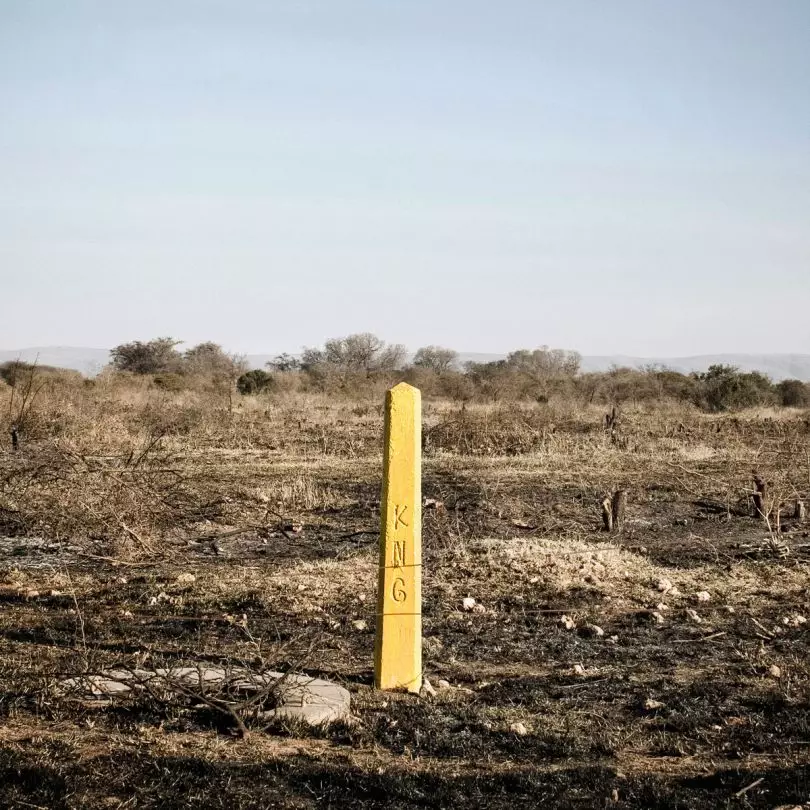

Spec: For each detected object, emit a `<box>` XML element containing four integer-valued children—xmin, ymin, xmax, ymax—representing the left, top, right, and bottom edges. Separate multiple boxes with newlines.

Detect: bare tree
<box><xmin>413</xmin><ymin>346</ymin><xmax>459</xmax><ymax>374</ymax></box>
<box><xmin>184</xmin><ymin>342</ymin><xmax>247</xmax><ymax>378</ymax></box>
<box><xmin>110</xmin><ymin>338</ymin><xmax>183</xmax><ymax>374</ymax></box>
<box><xmin>267</xmin><ymin>353</ymin><xmax>301</xmax><ymax>372</ymax></box>
<box><xmin>301</xmin><ymin>333</ymin><xmax>406</xmax><ymax>376</ymax></box>
<box><xmin>506</xmin><ymin>346</ymin><xmax>581</xmax><ymax>400</ymax></box>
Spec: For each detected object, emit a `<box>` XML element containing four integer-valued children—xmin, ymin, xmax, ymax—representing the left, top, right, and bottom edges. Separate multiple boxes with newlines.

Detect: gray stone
<box><xmin>262</xmin><ymin>674</ymin><xmax>350</xmax><ymax>726</ymax></box>
<box><xmin>60</xmin><ymin>673</ymin><xmax>135</xmax><ymax>696</ymax></box>
<box><xmin>58</xmin><ymin>666</ymin><xmax>350</xmax><ymax>727</ymax></box>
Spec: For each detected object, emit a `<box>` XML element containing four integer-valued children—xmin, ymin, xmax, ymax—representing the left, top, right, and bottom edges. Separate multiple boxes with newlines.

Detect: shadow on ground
<box><xmin>2</xmin><ymin>743</ymin><xmax>810</xmax><ymax>809</ymax></box>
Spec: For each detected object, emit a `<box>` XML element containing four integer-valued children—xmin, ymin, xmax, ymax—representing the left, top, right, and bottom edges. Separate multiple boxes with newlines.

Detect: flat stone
<box><xmin>263</xmin><ymin>673</ymin><xmax>350</xmax><ymax>726</ymax></box>
<box><xmin>60</xmin><ymin>673</ymin><xmax>135</xmax><ymax>696</ymax></box>
<box><xmin>58</xmin><ymin>667</ymin><xmax>349</xmax><ymax>727</ymax></box>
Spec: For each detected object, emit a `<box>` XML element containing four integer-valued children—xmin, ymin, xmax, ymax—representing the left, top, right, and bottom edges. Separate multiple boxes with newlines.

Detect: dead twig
<box><xmin>733</xmin><ymin>777</ymin><xmax>764</xmax><ymax>799</ymax></box>
<box><xmin>671</xmin><ymin>632</ymin><xmax>726</xmax><ymax>644</ymax></box>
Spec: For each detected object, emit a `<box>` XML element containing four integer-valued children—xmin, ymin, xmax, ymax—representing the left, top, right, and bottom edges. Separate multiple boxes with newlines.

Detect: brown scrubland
<box><xmin>1</xmin><ymin>342</ymin><xmax>810</xmax><ymax>808</ymax></box>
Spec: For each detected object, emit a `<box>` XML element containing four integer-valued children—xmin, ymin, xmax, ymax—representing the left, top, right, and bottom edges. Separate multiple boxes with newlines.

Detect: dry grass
<box><xmin>1</xmin><ymin>377</ymin><xmax>810</xmax><ymax>807</ymax></box>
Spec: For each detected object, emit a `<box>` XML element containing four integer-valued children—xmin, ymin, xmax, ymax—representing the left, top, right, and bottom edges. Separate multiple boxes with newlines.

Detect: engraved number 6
<box><xmin>392</xmin><ymin>577</ymin><xmax>407</xmax><ymax>603</ymax></box>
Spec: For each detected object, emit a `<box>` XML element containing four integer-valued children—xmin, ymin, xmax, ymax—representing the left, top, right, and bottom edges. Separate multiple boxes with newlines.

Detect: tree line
<box><xmin>101</xmin><ymin>334</ymin><xmax>810</xmax><ymax>412</ymax></box>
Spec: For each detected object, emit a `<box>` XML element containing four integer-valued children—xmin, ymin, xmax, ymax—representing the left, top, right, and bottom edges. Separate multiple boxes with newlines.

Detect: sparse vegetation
<box><xmin>1</xmin><ymin>339</ymin><xmax>809</xmax><ymax>808</ymax></box>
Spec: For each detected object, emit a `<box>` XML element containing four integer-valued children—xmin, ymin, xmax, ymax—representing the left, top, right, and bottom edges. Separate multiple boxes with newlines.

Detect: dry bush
<box><xmin>0</xmin><ymin>366</ymin><xmax>808</xmax><ymax>564</ymax></box>
<box><xmin>425</xmin><ymin>402</ymin><xmax>602</xmax><ymax>456</ymax></box>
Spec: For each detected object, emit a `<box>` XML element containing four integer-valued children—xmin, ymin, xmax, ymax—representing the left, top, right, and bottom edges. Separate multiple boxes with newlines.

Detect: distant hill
<box><xmin>0</xmin><ymin>346</ymin><xmax>111</xmax><ymax>376</ymax></box>
<box><xmin>453</xmin><ymin>353</ymin><xmax>810</xmax><ymax>381</ymax></box>
<box><xmin>579</xmin><ymin>354</ymin><xmax>810</xmax><ymax>381</ymax></box>
<box><xmin>1</xmin><ymin>347</ymin><xmax>809</xmax><ymax>382</ymax></box>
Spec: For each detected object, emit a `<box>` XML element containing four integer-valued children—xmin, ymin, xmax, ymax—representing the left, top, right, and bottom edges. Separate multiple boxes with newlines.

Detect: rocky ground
<box><xmin>1</xmin><ymin>401</ymin><xmax>810</xmax><ymax>808</ymax></box>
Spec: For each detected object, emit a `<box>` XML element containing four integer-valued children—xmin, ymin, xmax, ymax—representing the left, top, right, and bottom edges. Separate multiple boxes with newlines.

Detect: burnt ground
<box><xmin>1</xmin><ymin>405</ymin><xmax>810</xmax><ymax>808</ymax></box>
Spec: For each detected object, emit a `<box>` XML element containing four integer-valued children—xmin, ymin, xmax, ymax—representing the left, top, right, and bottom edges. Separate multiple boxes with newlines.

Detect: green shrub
<box><xmin>777</xmin><ymin>379</ymin><xmax>810</xmax><ymax>407</ymax></box>
<box><xmin>237</xmin><ymin>369</ymin><xmax>274</xmax><ymax>395</ymax></box>
<box><xmin>693</xmin><ymin>365</ymin><xmax>775</xmax><ymax>412</ymax></box>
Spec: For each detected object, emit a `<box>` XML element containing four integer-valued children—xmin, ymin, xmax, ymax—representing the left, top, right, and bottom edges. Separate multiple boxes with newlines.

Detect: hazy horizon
<box><xmin>2</xmin><ymin>342</ymin><xmax>810</xmax><ymax>362</ymax></box>
<box><xmin>2</xmin><ymin>2</ymin><xmax>808</xmax><ymax>355</ymax></box>
<box><xmin>3</xmin><ymin>344</ymin><xmax>810</xmax><ymax>384</ymax></box>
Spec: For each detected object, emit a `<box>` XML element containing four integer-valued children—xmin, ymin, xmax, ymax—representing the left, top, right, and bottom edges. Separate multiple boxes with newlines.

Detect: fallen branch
<box><xmin>671</xmin><ymin>632</ymin><xmax>726</xmax><ymax>644</ymax></box>
<box><xmin>733</xmin><ymin>777</ymin><xmax>764</xmax><ymax>799</ymax></box>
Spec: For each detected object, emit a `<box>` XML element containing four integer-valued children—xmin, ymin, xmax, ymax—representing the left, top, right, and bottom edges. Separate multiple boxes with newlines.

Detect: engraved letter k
<box><xmin>394</xmin><ymin>504</ymin><xmax>409</xmax><ymax>529</ymax></box>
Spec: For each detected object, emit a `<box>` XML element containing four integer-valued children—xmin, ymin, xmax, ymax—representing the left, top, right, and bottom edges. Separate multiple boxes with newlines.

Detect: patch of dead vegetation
<box><xmin>1</xmin><ymin>385</ymin><xmax>810</xmax><ymax>806</ymax></box>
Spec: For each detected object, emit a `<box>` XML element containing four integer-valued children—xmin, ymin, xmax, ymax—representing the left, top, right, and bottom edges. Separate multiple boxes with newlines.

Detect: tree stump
<box><xmin>612</xmin><ymin>490</ymin><xmax>627</xmax><ymax>533</ymax></box>
<box><xmin>753</xmin><ymin>476</ymin><xmax>768</xmax><ymax>520</ymax></box>
<box><xmin>10</xmin><ymin>426</ymin><xmax>18</xmax><ymax>452</ymax></box>
<box><xmin>601</xmin><ymin>497</ymin><xmax>613</xmax><ymax>532</ymax></box>
<box><xmin>601</xmin><ymin>491</ymin><xmax>627</xmax><ymax>533</ymax></box>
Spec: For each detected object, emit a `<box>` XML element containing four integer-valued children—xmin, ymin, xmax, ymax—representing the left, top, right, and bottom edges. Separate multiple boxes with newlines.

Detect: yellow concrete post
<box><xmin>374</xmin><ymin>382</ymin><xmax>422</xmax><ymax>693</ymax></box>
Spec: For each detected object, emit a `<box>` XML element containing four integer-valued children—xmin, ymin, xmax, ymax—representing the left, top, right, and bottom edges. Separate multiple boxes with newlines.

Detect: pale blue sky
<box><xmin>1</xmin><ymin>1</ymin><xmax>808</xmax><ymax>355</ymax></box>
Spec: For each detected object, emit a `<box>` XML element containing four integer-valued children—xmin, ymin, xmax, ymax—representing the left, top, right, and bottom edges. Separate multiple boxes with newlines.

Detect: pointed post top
<box><xmin>386</xmin><ymin>382</ymin><xmax>421</xmax><ymax>409</ymax></box>
<box><xmin>390</xmin><ymin>381</ymin><xmax>419</xmax><ymax>394</ymax></box>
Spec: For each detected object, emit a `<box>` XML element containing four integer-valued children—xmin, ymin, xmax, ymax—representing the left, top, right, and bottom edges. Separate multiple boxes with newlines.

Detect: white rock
<box><xmin>656</xmin><ymin>603</ymin><xmax>669</xmax><ymax>612</ymax></box>
<box><xmin>420</xmin><ymin>678</ymin><xmax>437</xmax><ymax>698</ymax></box>
<box><xmin>656</xmin><ymin>578</ymin><xmax>673</xmax><ymax>593</ymax></box>
<box><xmin>669</xmin><ymin>587</ymin><xmax>682</xmax><ymax>598</ymax></box>
<box><xmin>462</xmin><ymin>597</ymin><xmax>476</xmax><ymax>611</ymax></box>
<box><xmin>695</xmin><ymin>591</ymin><xmax>711</xmax><ymax>603</ymax></box>
<box><xmin>351</xmin><ymin>619</ymin><xmax>368</xmax><ymax>631</ymax></box>
<box><xmin>769</xmin><ymin>664</ymin><xmax>782</xmax><ymax>679</ymax></box>
<box><xmin>724</xmin><ymin>605</ymin><xmax>736</xmax><ymax>614</ymax></box>
<box><xmin>686</xmin><ymin>609</ymin><xmax>703</xmax><ymax>624</ymax></box>
<box><xmin>437</xmin><ymin>679</ymin><xmax>452</xmax><ymax>689</ymax></box>
<box><xmin>651</xmin><ymin>612</ymin><xmax>665</xmax><ymax>625</ymax></box>
<box><xmin>560</xmin><ymin>615</ymin><xmax>576</xmax><ymax>631</ymax></box>
<box><xmin>510</xmin><ymin>721</ymin><xmax>529</xmax><ymax>736</ymax></box>
<box><xmin>572</xmin><ymin>664</ymin><xmax>587</xmax><ymax>676</ymax></box>
<box><xmin>644</xmin><ymin>698</ymin><xmax>665</xmax><ymax>711</ymax></box>
<box><xmin>175</xmin><ymin>573</ymin><xmax>196</xmax><ymax>585</ymax></box>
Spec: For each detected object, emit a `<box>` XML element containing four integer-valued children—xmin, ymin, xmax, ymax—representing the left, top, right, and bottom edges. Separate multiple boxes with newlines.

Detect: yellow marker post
<box><xmin>374</xmin><ymin>382</ymin><xmax>422</xmax><ymax>693</ymax></box>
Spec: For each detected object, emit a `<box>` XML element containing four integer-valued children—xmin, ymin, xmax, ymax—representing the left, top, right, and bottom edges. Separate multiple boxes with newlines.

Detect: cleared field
<box><xmin>1</xmin><ymin>385</ymin><xmax>810</xmax><ymax>808</ymax></box>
